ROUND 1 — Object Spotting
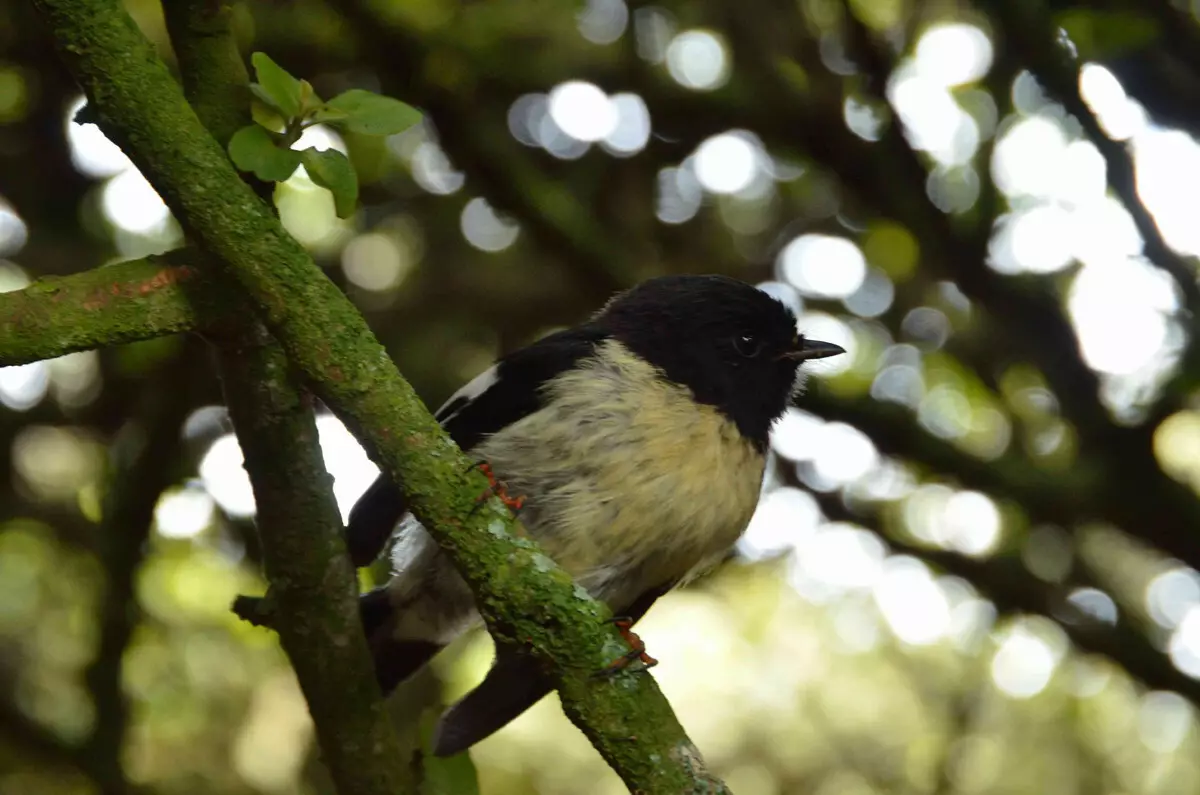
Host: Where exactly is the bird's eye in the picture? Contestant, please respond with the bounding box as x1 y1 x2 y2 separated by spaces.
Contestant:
733 333 762 358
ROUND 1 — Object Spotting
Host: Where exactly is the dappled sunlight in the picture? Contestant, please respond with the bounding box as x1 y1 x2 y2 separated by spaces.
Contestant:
10 2 1200 793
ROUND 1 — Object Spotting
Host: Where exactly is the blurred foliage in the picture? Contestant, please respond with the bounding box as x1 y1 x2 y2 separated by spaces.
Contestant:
4 0 1200 793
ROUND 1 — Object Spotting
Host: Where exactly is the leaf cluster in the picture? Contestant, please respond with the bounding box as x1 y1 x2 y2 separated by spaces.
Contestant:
228 53 423 217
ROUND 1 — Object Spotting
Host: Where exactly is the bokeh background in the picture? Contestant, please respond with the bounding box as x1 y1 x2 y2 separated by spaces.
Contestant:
4 0 1200 793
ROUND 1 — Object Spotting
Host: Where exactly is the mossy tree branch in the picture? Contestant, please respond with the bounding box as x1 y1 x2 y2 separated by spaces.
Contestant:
158 2 413 793
28 0 726 789
0 250 233 367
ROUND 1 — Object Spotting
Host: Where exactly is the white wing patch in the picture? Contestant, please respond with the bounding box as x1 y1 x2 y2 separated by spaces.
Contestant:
435 364 500 425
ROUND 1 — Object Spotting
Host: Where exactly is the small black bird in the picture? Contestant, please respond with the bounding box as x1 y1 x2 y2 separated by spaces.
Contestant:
345 274 844 755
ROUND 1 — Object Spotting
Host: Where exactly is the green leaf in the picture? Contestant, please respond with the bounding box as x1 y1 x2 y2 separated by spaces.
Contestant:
325 89 423 135
251 52 302 118
300 148 359 218
250 100 287 133
228 125 302 182
418 711 479 795
308 104 351 124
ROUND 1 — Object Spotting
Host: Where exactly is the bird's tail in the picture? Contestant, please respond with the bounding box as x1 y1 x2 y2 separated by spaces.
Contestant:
359 587 444 694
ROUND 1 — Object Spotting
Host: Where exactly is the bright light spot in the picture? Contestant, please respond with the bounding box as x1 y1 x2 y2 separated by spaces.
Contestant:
548 81 617 143
665 30 729 91
315 414 378 522
277 177 345 249
997 205 1075 274
411 143 465 195
634 6 675 64
538 110 590 160
692 132 758 194
950 597 997 653
1068 259 1173 375
0 362 49 411
199 434 256 518
155 487 216 539
941 490 1002 556
66 96 133 177
770 408 825 462
1147 567 1200 629
102 170 171 234
991 627 1056 698
1067 587 1118 625
1134 128 1200 256
293 124 345 154
602 93 652 157
915 24 993 87
507 94 546 147
794 524 886 596
655 166 702 224
739 486 820 560
13 426 101 503
844 269 895 318
811 423 878 485
1170 607 1200 677
49 351 101 409
1080 64 1146 141
576 0 628 44
1072 198 1143 264
1138 691 1193 754
919 385 972 439
1066 657 1112 698
992 116 1069 198
873 556 950 645
342 232 412 292
779 234 867 299
461 197 520 253
199 418 374 523
888 66 979 165
0 261 29 293
0 206 28 257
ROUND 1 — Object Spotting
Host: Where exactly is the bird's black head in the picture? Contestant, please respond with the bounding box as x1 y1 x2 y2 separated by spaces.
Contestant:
595 274 844 449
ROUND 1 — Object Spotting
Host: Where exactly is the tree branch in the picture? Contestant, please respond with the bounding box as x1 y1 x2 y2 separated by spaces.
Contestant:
30 0 725 789
0 250 235 367
160 4 413 793
216 324 414 795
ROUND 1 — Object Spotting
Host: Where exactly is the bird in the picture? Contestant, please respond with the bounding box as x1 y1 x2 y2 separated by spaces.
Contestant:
343 274 845 756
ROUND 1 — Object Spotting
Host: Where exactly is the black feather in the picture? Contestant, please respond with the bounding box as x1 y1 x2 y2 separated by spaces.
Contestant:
359 588 444 693
342 326 608 566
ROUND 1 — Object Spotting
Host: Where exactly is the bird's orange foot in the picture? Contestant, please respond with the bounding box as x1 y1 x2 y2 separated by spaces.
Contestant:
468 460 526 515
594 616 658 677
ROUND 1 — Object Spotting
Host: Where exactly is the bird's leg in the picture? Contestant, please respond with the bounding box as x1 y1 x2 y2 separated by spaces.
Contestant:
467 460 526 515
594 616 658 677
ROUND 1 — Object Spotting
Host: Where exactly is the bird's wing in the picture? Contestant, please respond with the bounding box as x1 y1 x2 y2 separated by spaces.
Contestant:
430 582 674 757
343 325 608 566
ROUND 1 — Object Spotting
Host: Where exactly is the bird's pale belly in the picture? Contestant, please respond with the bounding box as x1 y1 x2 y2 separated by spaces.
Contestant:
471 348 766 607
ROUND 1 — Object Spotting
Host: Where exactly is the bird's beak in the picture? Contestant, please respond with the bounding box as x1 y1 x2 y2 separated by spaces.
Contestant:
782 338 846 362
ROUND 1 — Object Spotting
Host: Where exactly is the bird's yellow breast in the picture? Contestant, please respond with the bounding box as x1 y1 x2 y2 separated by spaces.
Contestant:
473 340 765 605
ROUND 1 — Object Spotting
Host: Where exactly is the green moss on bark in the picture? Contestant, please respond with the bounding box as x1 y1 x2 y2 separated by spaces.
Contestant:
0 251 234 367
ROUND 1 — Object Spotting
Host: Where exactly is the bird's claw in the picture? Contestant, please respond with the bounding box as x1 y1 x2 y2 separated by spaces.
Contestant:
593 615 658 678
467 460 526 515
